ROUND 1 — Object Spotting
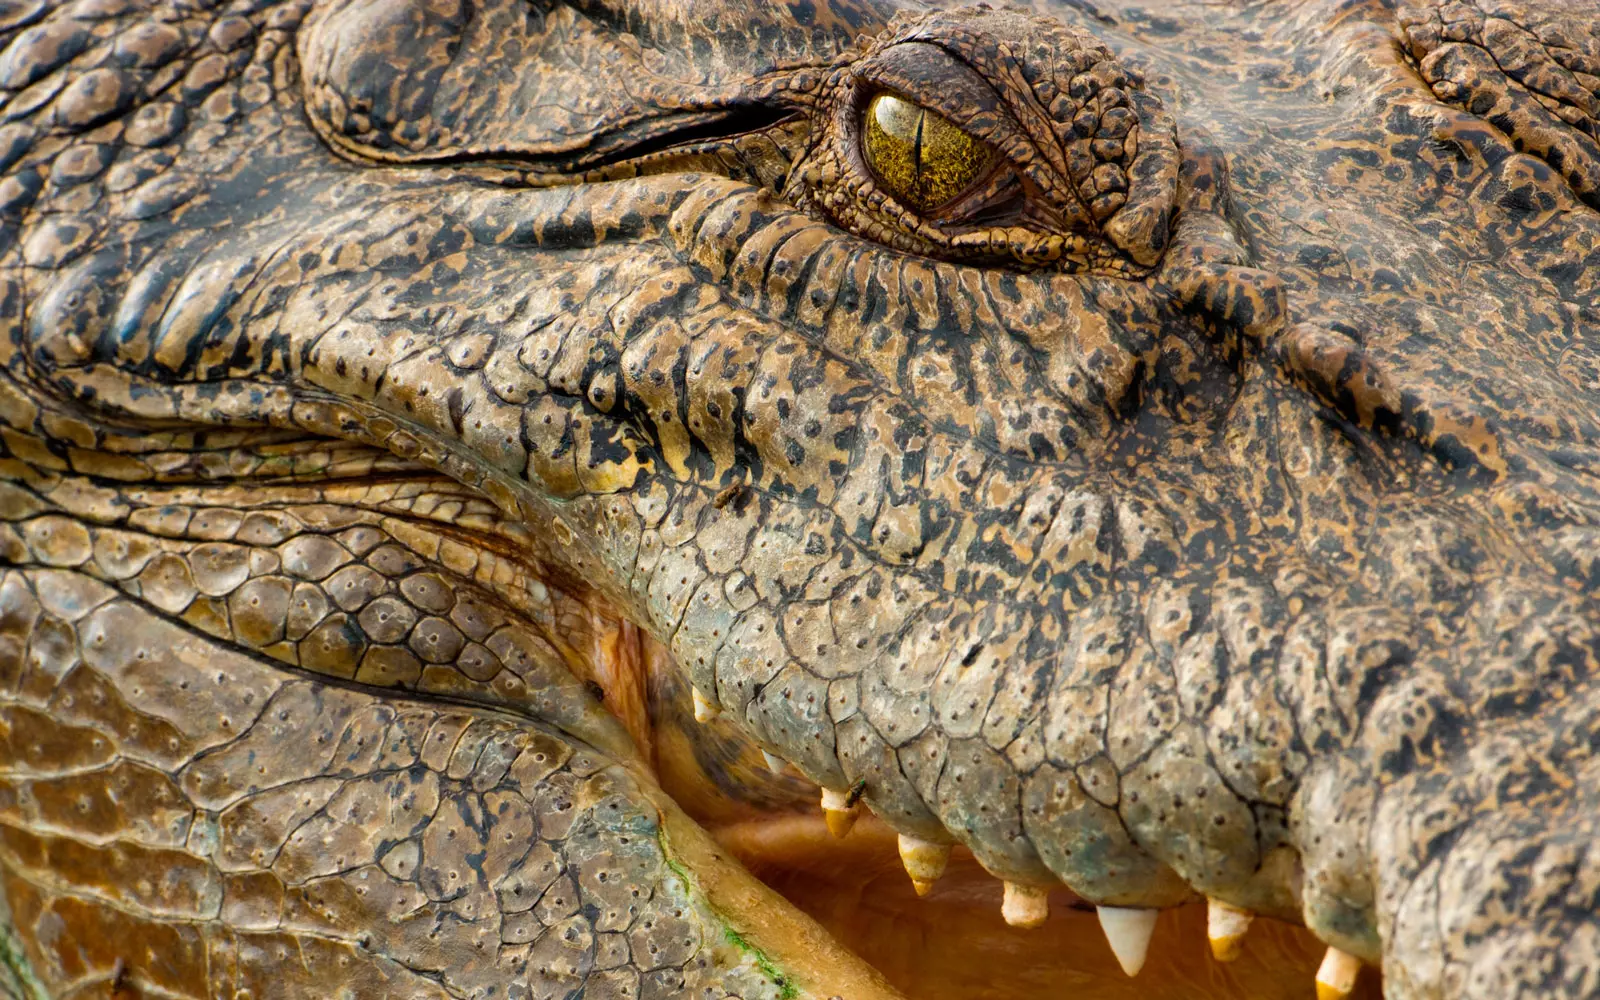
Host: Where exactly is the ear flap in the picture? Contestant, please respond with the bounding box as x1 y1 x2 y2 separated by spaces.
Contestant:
297 0 897 170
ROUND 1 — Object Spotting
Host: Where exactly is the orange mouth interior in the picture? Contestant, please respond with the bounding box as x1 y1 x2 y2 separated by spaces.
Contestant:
719 814 1362 1000
578 608 1381 1000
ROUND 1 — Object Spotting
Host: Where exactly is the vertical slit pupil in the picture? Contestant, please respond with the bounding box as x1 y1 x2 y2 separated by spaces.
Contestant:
911 104 925 195
863 92 994 213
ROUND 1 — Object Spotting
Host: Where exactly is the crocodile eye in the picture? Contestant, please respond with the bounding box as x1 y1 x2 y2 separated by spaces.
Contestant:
863 92 995 213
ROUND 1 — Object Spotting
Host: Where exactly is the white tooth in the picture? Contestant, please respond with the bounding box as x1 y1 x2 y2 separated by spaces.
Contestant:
1207 897 1253 962
1315 947 1362 1000
691 687 719 723
1097 906 1158 977
1001 882 1050 929
761 750 787 774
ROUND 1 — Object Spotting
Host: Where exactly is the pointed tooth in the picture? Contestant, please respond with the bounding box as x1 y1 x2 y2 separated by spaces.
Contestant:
819 787 859 838
691 687 719 723
896 835 951 897
760 750 787 774
1000 882 1050 929
1315 947 1361 1000
1206 898 1253 962
1097 906 1158 977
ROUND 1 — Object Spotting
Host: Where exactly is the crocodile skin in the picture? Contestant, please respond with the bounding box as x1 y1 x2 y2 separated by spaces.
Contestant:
2 0 1599 997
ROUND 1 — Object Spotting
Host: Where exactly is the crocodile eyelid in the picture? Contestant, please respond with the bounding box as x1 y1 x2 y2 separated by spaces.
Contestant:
788 8 1181 271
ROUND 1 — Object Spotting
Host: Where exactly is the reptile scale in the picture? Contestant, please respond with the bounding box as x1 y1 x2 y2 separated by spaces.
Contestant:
1 0 1598 998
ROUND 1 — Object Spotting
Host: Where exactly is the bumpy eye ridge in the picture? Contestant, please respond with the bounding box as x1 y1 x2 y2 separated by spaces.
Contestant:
863 92 994 213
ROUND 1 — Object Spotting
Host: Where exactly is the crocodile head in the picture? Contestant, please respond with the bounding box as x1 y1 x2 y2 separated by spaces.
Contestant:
2 0 1599 998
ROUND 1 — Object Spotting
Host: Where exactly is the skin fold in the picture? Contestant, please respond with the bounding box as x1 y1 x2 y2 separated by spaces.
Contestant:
0 0 1598 998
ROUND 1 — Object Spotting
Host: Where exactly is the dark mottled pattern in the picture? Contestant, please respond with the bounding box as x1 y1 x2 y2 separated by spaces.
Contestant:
1 0 1599 997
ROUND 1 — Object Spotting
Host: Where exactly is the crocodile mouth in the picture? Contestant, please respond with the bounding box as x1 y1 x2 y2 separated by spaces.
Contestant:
572 605 1374 1000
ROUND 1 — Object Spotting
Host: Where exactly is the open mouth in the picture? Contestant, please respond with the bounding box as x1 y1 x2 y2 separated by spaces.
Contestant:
567 603 1378 1000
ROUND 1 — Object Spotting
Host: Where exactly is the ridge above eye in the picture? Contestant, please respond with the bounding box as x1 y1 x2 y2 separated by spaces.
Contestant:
862 92 997 213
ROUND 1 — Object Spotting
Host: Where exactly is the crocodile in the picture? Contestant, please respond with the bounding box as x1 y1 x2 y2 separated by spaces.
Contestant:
1 0 1599 997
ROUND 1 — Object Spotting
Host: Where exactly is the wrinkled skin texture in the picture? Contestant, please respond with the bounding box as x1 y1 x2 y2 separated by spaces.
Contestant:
2 0 1600 999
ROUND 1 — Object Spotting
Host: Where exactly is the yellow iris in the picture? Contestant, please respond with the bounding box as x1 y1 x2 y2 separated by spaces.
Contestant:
863 93 994 212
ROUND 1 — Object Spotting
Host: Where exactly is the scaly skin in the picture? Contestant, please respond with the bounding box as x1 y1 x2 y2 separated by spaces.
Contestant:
2 0 1599 997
